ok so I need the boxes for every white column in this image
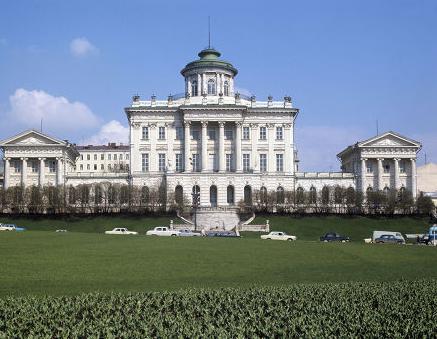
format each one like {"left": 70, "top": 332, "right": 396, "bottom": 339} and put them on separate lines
{"left": 201, "top": 121, "right": 208, "bottom": 172}
{"left": 411, "top": 158, "right": 417, "bottom": 198}
{"left": 267, "top": 124, "right": 275, "bottom": 173}
{"left": 284, "top": 124, "right": 292, "bottom": 174}
{"left": 3, "top": 158, "right": 10, "bottom": 189}
{"left": 39, "top": 158, "right": 45, "bottom": 187}
{"left": 393, "top": 158, "right": 400, "bottom": 190}
{"left": 166, "top": 123, "right": 174, "bottom": 173}
{"left": 235, "top": 122, "right": 242, "bottom": 173}
{"left": 361, "top": 158, "right": 366, "bottom": 192}
{"left": 250, "top": 124, "right": 258, "bottom": 172}
{"left": 202, "top": 74, "right": 206, "bottom": 94}
{"left": 56, "top": 158, "right": 62, "bottom": 186}
{"left": 218, "top": 122, "right": 225, "bottom": 172}
{"left": 215, "top": 73, "right": 219, "bottom": 95}
{"left": 21, "top": 157, "right": 27, "bottom": 187}
{"left": 184, "top": 122, "right": 191, "bottom": 172}
{"left": 377, "top": 158, "right": 383, "bottom": 191}
{"left": 150, "top": 124, "right": 157, "bottom": 172}
{"left": 197, "top": 74, "right": 201, "bottom": 96}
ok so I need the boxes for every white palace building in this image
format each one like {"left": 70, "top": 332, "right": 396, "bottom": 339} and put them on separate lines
{"left": 0, "top": 46, "right": 422, "bottom": 208}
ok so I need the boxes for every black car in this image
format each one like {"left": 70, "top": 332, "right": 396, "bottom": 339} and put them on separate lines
{"left": 320, "top": 232, "right": 350, "bottom": 242}
{"left": 374, "top": 234, "right": 405, "bottom": 244}
{"left": 416, "top": 234, "right": 430, "bottom": 245}
{"left": 205, "top": 231, "right": 240, "bottom": 237}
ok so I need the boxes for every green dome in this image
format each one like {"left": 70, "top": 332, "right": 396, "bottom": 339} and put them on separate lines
{"left": 181, "top": 48, "right": 238, "bottom": 76}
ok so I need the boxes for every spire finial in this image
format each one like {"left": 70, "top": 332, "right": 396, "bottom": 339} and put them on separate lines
{"left": 208, "top": 16, "right": 211, "bottom": 48}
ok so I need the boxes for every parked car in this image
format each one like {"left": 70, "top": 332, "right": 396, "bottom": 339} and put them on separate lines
{"left": 260, "top": 231, "right": 296, "bottom": 241}
{"left": 320, "top": 232, "right": 350, "bottom": 242}
{"left": 0, "top": 224, "right": 25, "bottom": 231}
{"left": 105, "top": 228, "right": 138, "bottom": 235}
{"left": 205, "top": 230, "right": 240, "bottom": 237}
{"left": 416, "top": 234, "right": 430, "bottom": 245}
{"left": 146, "top": 227, "right": 179, "bottom": 237}
{"left": 372, "top": 231, "right": 405, "bottom": 243}
{"left": 55, "top": 229, "right": 68, "bottom": 233}
{"left": 177, "top": 229, "right": 202, "bottom": 237}
{"left": 374, "top": 234, "right": 405, "bottom": 244}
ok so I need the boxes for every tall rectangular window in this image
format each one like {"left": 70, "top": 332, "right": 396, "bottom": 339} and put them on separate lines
{"left": 158, "top": 153, "right": 166, "bottom": 172}
{"left": 100, "top": 164, "right": 104, "bottom": 170}
{"left": 243, "top": 154, "right": 250, "bottom": 172}
{"left": 142, "top": 126, "right": 149, "bottom": 140}
{"left": 87, "top": 154, "right": 90, "bottom": 160}
{"left": 260, "top": 154, "right": 267, "bottom": 172}
{"left": 399, "top": 161, "right": 405, "bottom": 173}
{"left": 48, "top": 160, "right": 56, "bottom": 173}
{"left": 126, "top": 154, "right": 129, "bottom": 160}
{"left": 276, "top": 126, "right": 283, "bottom": 140}
{"left": 101, "top": 154, "right": 104, "bottom": 160}
{"left": 175, "top": 154, "right": 183, "bottom": 172}
{"left": 176, "top": 127, "right": 183, "bottom": 140}
{"left": 141, "top": 153, "right": 149, "bottom": 172}
{"left": 108, "top": 154, "right": 112, "bottom": 161}
{"left": 158, "top": 127, "right": 166, "bottom": 140}
{"left": 87, "top": 164, "right": 90, "bottom": 170}
{"left": 243, "top": 126, "right": 250, "bottom": 140}
{"left": 192, "top": 154, "right": 199, "bottom": 172}
{"left": 80, "top": 154, "right": 83, "bottom": 160}
{"left": 366, "top": 163, "right": 373, "bottom": 173}
{"left": 191, "top": 130, "right": 200, "bottom": 140}
{"left": 80, "top": 164, "right": 83, "bottom": 171}
{"left": 208, "top": 129, "right": 216, "bottom": 140}
{"left": 94, "top": 164, "right": 97, "bottom": 171}
{"left": 226, "top": 154, "right": 233, "bottom": 172}
{"left": 94, "top": 154, "right": 97, "bottom": 160}
{"left": 31, "top": 161, "right": 38, "bottom": 173}
{"left": 276, "top": 154, "right": 284, "bottom": 172}
{"left": 114, "top": 154, "right": 117, "bottom": 161}
{"left": 259, "top": 126, "right": 267, "bottom": 140}
{"left": 225, "top": 129, "right": 233, "bottom": 140}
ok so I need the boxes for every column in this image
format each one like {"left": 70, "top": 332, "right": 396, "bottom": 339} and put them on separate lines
{"left": 361, "top": 158, "right": 366, "bottom": 192}
{"left": 39, "top": 158, "right": 45, "bottom": 187}
{"left": 251, "top": 124, "right": 258, "bottom": 172}
{"left": 220, "top": 74, "right": 224, "bottom": 94}
{"left": 202, "top": 74, "right": 206, "bottom": 94}
{"left": 21, "top": 157, "right": 27, "bottom": 187}
{"left": 201, "top": 121, "right": 208, "bottom": 172}
{"left": 166, "top": 123, "right": 174, "bottom": 173}
{"left": 218, "top": 122, "right": 225, "bottom": 172}
{"left": 197, "top": 74, "right": 201, "bottom": 96}
{"left": 411, "top": 158, "right": 417, "bottom": 198}
{"left": 393, "top": 158, "right": 400, "bottom": 190}
{"left": 150, "top": 124, "right": 157, "bottom": 172}
{"left": 267, "top": 124, "right": 275, "bottom": 172}
{"left": 235, "top": 122, "right": 242, "bottom": 173}
{"left": 284, "top": 124, "right": 292, "bottom": 174}
{"left": 377, "top": 158, "right": 383, "bottom": 191}
{"left": 184, "top": 122, "right": 191, "bottom": 172}
{"left": 215, "top": 73, "right": 219, "bottom": 95}
{"left": 3, "top": 158, "right": 10, "bottom": 189}
{"left": 56, "top": 158, "right": 62, "bottom": 186}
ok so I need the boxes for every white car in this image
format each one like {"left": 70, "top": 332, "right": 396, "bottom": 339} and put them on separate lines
{"left": 105, "top": 228, "right": 138, "bottom": 235}
{"left": 261, "top": 231, "right": 297, "bottom": 241}
{"left": 146, "top": 226, "right": 179, "bottom": 237}
{"left": 0, "top": 224, "right": 17, "bottom": 231}
{"left": 177, "top": 229, "right": 202, "bottom": 237}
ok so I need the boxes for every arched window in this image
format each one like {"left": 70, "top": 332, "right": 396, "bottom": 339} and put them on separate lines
{"left": 210, "top": 185, "right": 218, "bottom": 207}
{"left": 192, "top": 185, "right": 200, "bottom": 206}
{"left": 383, "top": 186, "right": 390, "bottom": 196}
{"left": 309, "top": 186, "right": 317, "bottom": 204}
{"left": 366, "top": 186, "right": 373, "bottom": 198}
{"left": 260, "top": 186, "right": 268, "bottom": 204}
{"left": 296, "top": 187, "right": 304, "bottom": 204}
{"left": 223, "top": 80, "right": 229, "bottom": 96}
{"left": 207, "top": 79, "right": 216, "bottom": 95}
{"left": 227, "top": 185, "right": 234, "bottom": 205}
{"left": 175, "top": 185, "right": 183, "bottom": 206}
{"left": 191, "top": 80, "right": 198, "bottom": 96}
{"left": 276, "top": 186, "right": 285, "bottom": 204}
{"left": 244, "top": 185, "right": 252, "bottom": 206}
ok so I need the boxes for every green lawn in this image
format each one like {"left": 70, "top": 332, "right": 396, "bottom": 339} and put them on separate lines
{"left": 1, "top": 229, "right": 436, "bottom": 296}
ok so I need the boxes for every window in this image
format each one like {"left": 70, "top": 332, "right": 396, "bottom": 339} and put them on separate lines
{"left": 207, "top": 79, "right": 216, "bottom": 95}
{"left": 126, "top": 154, "right": 129, "bottom": 160}
{"left": 108, "top": 164, "right": 112, "bottom": 171}
{"left": 259, "top": 126, "right": 266, "bottom": 140}
{"left": 87, "top": 154, "right": 90, "bottom": 160}
{"left": 94, "top": 154, "right": 97, "bottom": 160}
{"left": 366, "top": 163, "right": 373, "bottom": 173}
{"left": 384, "top": 164, "right": 390, "bottom": 173}
{"left": 192, "top": 154, "right": 200, "bottom": 172}
{"left": 225, "top": 129, "right": 233, "bottom": 140}
{"left": 108, "top": 154, "right": 112, "bottom": 161}
{"left": 276, "top": 154, "right": 284, "bottom": 172}
{"left": 101, "top": 164, "right": 104, "bottom": 170}
{"left": 30, "top": 161, "right": 38, "bottom": 173}
{"left": 243, "top": 154, "right": 250, "bottom": 172}
{"left": 158, "top": 153, "right": 166, "bottom": 172}
{"left": 94, "top": 164, "right": 97, "bottom": 170}
{"left": 175, "top": 154, "right": 183, "bottom": 172}
{"left": 158, "top": 127, "right": 166, "bottom": 140}
{"left": 142, "top": 154, "right": 149, "bottom": 172}
{"left": 142, "top": 126, "right": 149, "bottom": 140}
{"left": 260, "top": 154, "right": 267, "bottom": 172}
{"left": 80, "top": 154, "right": 83, "bottom": 160}
{"left": 114, "top": 154, "right": 117, "bottom": 161}
{"left": 224, "top": 80, "right": 229, "bottom": 96}
{"left": 191, "top": 80, "right": 198, "bottom": 96}
{"left": 208, "top": 129, "right": 216, "bottom": 140}
{"left": 243, "top": 126, "right": 250, "bottom": 140}
{"left": 176, "top": 127, "right": 183, "bottom": 140}
{"left": 276, "top": 126, "right": 283, "bottom": 140}
{"left": 80, "top": 164, "right": 83, "bottom": 171}
{"left": 226, "top": 154, "right": 233, "bottom": 172}
{"left": 399, "top": 160, "right": 405, "bottom": 173}
{"left": 101, "top": 154, "right": 104, "bottom": 160}
{"left": 48, "top": 160, "right": 56, "bottom": 173}
{"left": 191, "top": 130, "right": 200, "bottom": 140}
{"left": 87, "top": 164, "right": 90, "bottom": 170}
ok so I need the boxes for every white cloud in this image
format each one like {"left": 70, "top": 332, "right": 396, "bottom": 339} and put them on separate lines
{"left": 70, "top": 37, "right": 98, "bottom": 58}
{"left": 8, "top": 88, "right": 100, "bottom": 134}
{"left": 82, "top": 120, "right": 129, "bottom": 145}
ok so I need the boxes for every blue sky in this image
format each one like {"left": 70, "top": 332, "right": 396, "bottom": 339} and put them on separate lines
{"left": 1, "top": 0, "right": 436, "bottom": 171}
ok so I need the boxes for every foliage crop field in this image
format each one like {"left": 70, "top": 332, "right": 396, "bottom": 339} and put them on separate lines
{"left": 1, "top": 280, "right": 436, "bottom": 337}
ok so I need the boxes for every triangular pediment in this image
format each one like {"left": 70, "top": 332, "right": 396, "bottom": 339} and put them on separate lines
{"left": 359, "top": 132, "right": 421, "bottom": 148}
{"left": 0, "top": 130, "right": 66, "bottom": 147}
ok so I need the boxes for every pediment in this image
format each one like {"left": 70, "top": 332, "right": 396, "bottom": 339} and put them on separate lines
{"left": 0, "top": 130, "right": 65, "bottom": 147}
{"left": 359, "top": 132, "right": 420, "bottom": 148}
